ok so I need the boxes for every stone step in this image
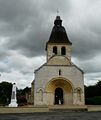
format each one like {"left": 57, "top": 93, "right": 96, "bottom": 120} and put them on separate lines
{"left": 49, "top": 105, "right": 88, "bottom": 112}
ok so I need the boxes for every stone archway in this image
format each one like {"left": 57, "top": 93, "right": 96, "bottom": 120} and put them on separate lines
{"left": 45, "top": 77, "right": 73, "bottom": 105}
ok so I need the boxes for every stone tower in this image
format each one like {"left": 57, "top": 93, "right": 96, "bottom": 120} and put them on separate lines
{"left": 46, "top": 16, "right": 72, "bottom": 62}
{"left": 33, "top": 16, "right": 85, "bottom": 106}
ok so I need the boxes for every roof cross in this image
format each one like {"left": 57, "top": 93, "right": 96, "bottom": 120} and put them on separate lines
{"left": 57, "top": 8, "right": 59, "bottom": 16}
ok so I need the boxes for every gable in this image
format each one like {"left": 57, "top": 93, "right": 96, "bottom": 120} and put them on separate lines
{"left": 47, "top": 55, "right": 71, "bottom": 65}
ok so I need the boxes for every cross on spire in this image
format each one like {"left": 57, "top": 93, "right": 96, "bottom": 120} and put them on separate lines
{"left": 57, "top": 8, "right": 59, "bottom": 16}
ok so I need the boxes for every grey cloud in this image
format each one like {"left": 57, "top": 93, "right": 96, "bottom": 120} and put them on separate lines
{"left": 0, "top": 49, "right": 9, "bottom": 60}
{"left": 68, "top": 15, "right": 101, "bottom": 61}
{"left": 0, "top": 0, "right": 101, "bottom": 60}
{"left": 0, "top": 0, "right": 37, "bottom": 36}
{"left": 4, "top": 21, "right": 49, "bottom": 57}
{"left": 0, "top": 62, "right": 11, "bottom": 73}
{"left": 71, "top": 32, "right": 101, "bottom": 60}
{"left": 0, "top": 0, "right": 33, "bottom": 22}
{"left": 74, "top": 55, "right": 101, "bottom": 74}
{"left": 0, "top": 0, "right": 77, "bottom": 58}
{"left": 0, "top": 0, "right": 101, "bottom": 87}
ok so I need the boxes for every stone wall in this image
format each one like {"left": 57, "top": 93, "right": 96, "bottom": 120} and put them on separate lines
{"left": 34, "top": 65, "right": 84, "bottom": 106}
{"left": 47, "top": 44, "right": 72, "bottom": 61}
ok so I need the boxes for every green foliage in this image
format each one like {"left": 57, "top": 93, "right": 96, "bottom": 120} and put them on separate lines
{"left": 17, "top": 96, "right": 27, "bottom": 106}
{"left": 85, "top": 96, "right": 101, "bottom": 105}
{"left": 17, "top": 87, "right": 31, "bottom": 106}
{"left": 85, "top": 81, "right": 101, "bottom": 98}
{"left": 0, "top": 81, "right": 31, "bottom": 106}
{"left": 85, "top": 81, "right": 101, "bottom": 105}
{"left": 0, "top": 81, "right": 12, "bottom": 105}
{"left": 17, "top": 87, "right": 31, "bottom": 96}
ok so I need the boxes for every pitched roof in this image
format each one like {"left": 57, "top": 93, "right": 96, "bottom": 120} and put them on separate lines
{"left": 47, "top": 16, "right": 72, "bottom": 44}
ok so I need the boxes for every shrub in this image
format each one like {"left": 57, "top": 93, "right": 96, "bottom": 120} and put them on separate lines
{"left": 85, "top": 96, "right": 101, "bottom": 105}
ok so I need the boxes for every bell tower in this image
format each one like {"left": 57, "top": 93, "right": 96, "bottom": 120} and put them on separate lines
{"left": 46, "top": 16, "right": 72, "bottom": 65}
{"left": 33, "top": 15, "right": 85, "bottom": 106}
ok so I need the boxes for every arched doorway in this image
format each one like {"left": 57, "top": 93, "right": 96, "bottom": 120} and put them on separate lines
{"left": 55, "top": 88, "right": 63, "bottom": 105}
{"left": 45, "top": 78, "right": 73, "bottom": 105}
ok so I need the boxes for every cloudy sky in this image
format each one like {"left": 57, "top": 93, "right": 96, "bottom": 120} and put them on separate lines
{"left": 0, "top": 0, "right": 101, "bottom": 89}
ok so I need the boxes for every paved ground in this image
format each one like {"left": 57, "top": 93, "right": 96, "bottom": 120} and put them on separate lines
{"left": 0, "top": 112, "right": 101, "bottom": 120}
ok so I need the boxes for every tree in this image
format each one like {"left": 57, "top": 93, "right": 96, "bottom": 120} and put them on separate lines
{"left": 85, "top": 81, "right": 101, "bottom": 105}
{"left": 0, "top": 81, "right": 12, "bottom": 105}
{"left": 17, "top": 87, "right": 31, "bottom": 106}
{"left": 0, "top": 81, "right": 31, "bottom": 106}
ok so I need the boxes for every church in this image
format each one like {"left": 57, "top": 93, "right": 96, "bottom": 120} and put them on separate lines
{"left": 31, "top": 15, "right": 85, "bottom": 106}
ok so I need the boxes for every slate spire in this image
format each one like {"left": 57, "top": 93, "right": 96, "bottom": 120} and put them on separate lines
{"left": 47, "top": 16, "right": 72, "bottom": 45}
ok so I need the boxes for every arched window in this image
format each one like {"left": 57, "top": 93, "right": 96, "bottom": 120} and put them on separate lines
{"left": 53, "top": 46, "right": 57, "bottom": 55}
{"left": 39, "top": 89, "right": 43, "bottom": 102}
{"left": 61, "top": 47, "right": 66, "bottom": 55}
{"left": 77, "top": 89, "right": 81, "bottom": 101}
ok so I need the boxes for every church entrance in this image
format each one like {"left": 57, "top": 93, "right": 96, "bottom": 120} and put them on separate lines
{"left": 55, "top": 88, "right": 63, "bottom": 105}
{"left": 46, "top": 78, "right": 73, "bottom": 105}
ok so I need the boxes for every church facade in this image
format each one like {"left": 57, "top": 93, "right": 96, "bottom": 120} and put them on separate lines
{"left": 32, "top": 16, "right": 85, "bottom": 106}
